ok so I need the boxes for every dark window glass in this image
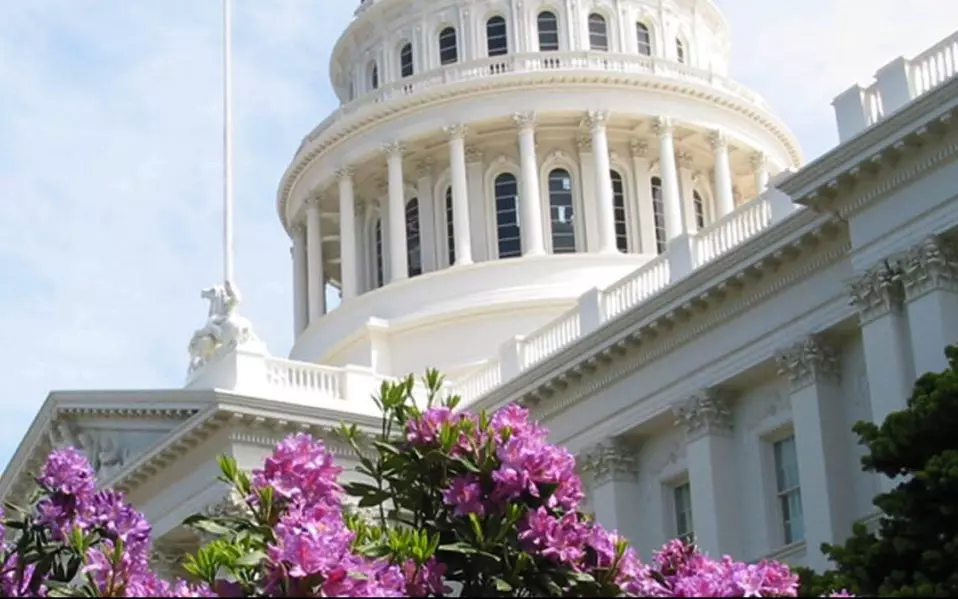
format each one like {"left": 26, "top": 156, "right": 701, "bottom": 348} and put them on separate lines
{"left": 400, "top": 43, "right": 414, "bottom": 77}
{"left": 636, "top": 23, "right": 652, "bottom": 56}
{"left": 445, "top": 187, "right": 456, "bottom": 265}
{"left": 495, "top": 173, "right": 521, "bottom": 258}
{"left": 439, "top": 27, "right": 459, "bottom": 65}
{"left": 537, "top": 11, "right": 559, "bottom": 52}
{"left": 549, "top": 169, "right": 576, "bottom": 253}
{"left": 406, "top": 198, "right": 422, "bottom": 277}
{"left": 588, "top": 13, "right": 609, "bottom": 51}
{"left": 651, "top": 176, "right": 666, "bottom": 254}
{"left": 611, "top": 170, "right": 628, "bottom": 252}
{"left": 487, "top": 16, "right": 508, "bottom": 57}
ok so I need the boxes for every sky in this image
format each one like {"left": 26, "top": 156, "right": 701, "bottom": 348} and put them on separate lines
{"left": 0, "top": 0, "right": 956, "bottom": 471}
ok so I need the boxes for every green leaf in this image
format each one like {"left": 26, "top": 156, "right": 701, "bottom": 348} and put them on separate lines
{"left": 357, "top": 490, "right": 391, "bottom": 508}
{"left": 494, "top": 578, "right": 513, "bottom": 592}
{"left": 187, "top": 518, "right": 233, "bottom": 537}
{"left": 235, "top": 550, "right": 267, "bottom": 567}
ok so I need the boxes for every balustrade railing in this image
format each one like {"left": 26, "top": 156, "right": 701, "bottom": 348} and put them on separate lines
{"left": 450, "top": 359, "right": 502, "bottom": 405}
{"left": 695, "top": 197, "right": 772, "bottom": 266}
{"left": 911, "top": 32, "right": 958, "bottom": 96}
{"left": 601, "top": 255, "right": 671, "bottom": 321}
{"left": 265, "top": 358, "right": 345, "bottom": 400}
{"left": 519, "top": 309, "right": 582, "bottom": 371}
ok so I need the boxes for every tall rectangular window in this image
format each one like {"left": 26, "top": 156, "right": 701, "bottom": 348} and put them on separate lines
{"left": 773, "top": 436, "right": 804, "bottom": 544}
{"left": 673, "top": 482, "right": 694, "bottom": 543}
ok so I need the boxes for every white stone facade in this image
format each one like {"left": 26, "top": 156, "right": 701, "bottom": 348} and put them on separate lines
{"left": 3, "top": 0, "right": 958, "bottom": 577}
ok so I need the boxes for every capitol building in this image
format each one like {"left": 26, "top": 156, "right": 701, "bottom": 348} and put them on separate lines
{"left": 3, "top": 0, "right": 958, "bottom": 579}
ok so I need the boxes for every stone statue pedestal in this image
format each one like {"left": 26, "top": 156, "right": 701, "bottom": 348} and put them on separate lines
{"left": 184, "top": 345, "right": 271, "bottom": 395}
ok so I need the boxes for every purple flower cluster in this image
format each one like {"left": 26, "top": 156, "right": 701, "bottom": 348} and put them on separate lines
{"left": 254, "top": 433, "right": 406, "bottom": 596}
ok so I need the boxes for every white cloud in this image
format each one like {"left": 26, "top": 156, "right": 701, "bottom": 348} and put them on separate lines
{"left": 0, "top": 0, "right": 953, "bottom": 468}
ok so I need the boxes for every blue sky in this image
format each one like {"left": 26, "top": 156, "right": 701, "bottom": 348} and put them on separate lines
{"left": 1, "top": 0, "right": 956, "bottom": 470}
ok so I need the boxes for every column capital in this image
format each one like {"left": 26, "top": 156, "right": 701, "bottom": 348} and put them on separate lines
{"left": 776, "top": 334, "right": 840, "bottom": 391}
{"left": 707, "top": 129, "right": 729, "bottom": 150}
{"left": 415, "top": 158, "right": 433, "bottom": 179}
{"left": 290, "top": 221, "right": 306, "bottom": 237}
{"left": 336, "top": 166, "right": 355, "bottom": 181}
{"left": 576, "top": 135, "right": 593, "bottom": 153}
{"left": 579, "top": 438, "right": 639, "bottom": 485}
{"left": 629, "top": 139, "right": 650, "bottom": 158}
{"left": 305, "top": 193, "right": 323, "bottom": 210}
{"left": 672, "top": 389, "right": 734, "bottom": 440}
{"left": 465, "top": 146, "right": 483, "bottom": 164}
{"left": 513, "top": 111, "right": 537, "bottom": 131}
{"left": 381, "top": 141, "right": 405, "bottom": 157}
{"left": 900, "top": 234, "right": 958, "bottom": 299}
{"left": 582, "top": 109, "right": 610, "bottom": 131}
{"left": 749, "top": 152, "right": 768, "bottom": 172}
{"left": 652, "top": 116, "right": 674, "bottom": 137}
{"left": 443, "top": 123, "right": 468, "bottom": 140}
{"left": 848, "top": 260, "right": 904, "bottom": 324}
{"left": 675, "top": 150, "right": 694, "bottom": 170}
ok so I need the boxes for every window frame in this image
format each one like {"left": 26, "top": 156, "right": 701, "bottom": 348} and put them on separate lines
{"left": 537, "top": 11, "right": 560, "bottom": 52}
{"left": 486, "top": 15, "right": 509, "bottom": 57}
{"left": 772, "top": 434, "right": 804, "bottom": 546}
{"left": 636, "top": 22, "right": 652, "bottom": 56}
{"left": 672, "top": 481, "right": 695, "bottom": 544}
{"left": 399, "top": 42, "right": 414, "bottom": 78}
{"left": 547, "top": 168, "right": 577, "bottom": 254}
{"left": 650, "top": 176, "right": 667, "bottom": 254}
{"left": 611, "top": 169, "right": 629, "bottom": 252}
{"left": 588, "top": 12, "right": 610, "bottom": 52}
{"left": 406, "top": 198, "right": 422, "bottom": 277}
{"left": 438, "top": 26, "right": 459, "bottom": 66}
{"left": 444, "top": 186, "right": 456, "bottom": 266}
{"left": 493, "top": 172, "right": 522, "bottom": 258}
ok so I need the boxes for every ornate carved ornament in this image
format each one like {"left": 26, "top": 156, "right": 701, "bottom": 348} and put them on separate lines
{"left": 775, "top": 334, "right": 840, "bottom": 391}
{"left": 48, "top": 421, "right": 130, "bottom": 483}
{"left": 578, "top": 438, "right": 639, "bottom": 485}
{"left": 672, "top": 389, "right": 733, "bottom": 440}
{"left": 898, "top": 234, "right": 958, "bottom": 299}
{"left": 847, "top": 259, "right": 904, "bottom": 324}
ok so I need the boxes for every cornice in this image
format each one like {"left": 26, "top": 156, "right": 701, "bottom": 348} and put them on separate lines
{"left": 476, "top": 209, "right": 847, "bottom": 418}
{"left": 276, "top": 69, "right": 801, "bottom": 235}
{"left": 779, "top": 77, "right": 958, "bottom": 211}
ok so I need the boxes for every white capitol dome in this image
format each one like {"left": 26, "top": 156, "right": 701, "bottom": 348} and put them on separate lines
{"left": 279, "top": 0, "right": 802, "bottom": 380}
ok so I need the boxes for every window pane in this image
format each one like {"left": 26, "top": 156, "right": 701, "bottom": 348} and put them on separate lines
{"left": 676, "top": 38, "right": 686, "bottom": 63}
{"left": 406, "top": 199, "right": 422, "bottom": 277}
{"left": 774, "top": 436, "right": 800, "bottom": 491}
{"left": 439, "top": 27, "right": 459, "bottom": 65}
{"left": 693, "top": 191, "right": 705, "bottom": 229}
{"left": 537, "top": 12, "right": 559, "bottom": 52}
{"left": 369, "top": 62, "right": 379, "bottom": 90}
{"left": 673, "top": 483, "right": 694, "bottom": 541}
{"left": 445, "top": 187, "right": 456, "bottom": 265}
{"left": 400, "top": 43, "right": 414, "bottom": 78}
{"left": 549, "top": 169, "right": 576, "bottom": 253}
{"left": 588, "top": 13, "right": 608, "bottom": 51}
{"left": 374, "top": 219, "right": 384, "bottom": 288}
{"left": 780, "top": 490, "right": 805, "bottom": 544}
{"left": 611, "top": 170, "right": 628, "bottom": 252}
{"left": 487, "top": 16, "right": 508, "bottom": 57}
{"left": 651, "top": 176, "right": 666, "bottom": 254}
{"left": 636, "top": 23, "right": 652, "bottom": 56}
{"left": 495, "top": 173, "right": 521, "bottom": 258}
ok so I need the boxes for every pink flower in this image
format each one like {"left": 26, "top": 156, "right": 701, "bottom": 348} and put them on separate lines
{"left": 441, "top": 474, "right": 485, "bottom": 517}
{"left": 251, "top": 433, "right": 343, "bottom": 512}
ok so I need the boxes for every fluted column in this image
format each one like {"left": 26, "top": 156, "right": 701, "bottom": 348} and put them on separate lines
{"left": 383, "top": 142, "right": 409, "bottom": 282}
{"left": 709, "top": 130, "right": 735, "bottom": 218}
{"left": 514, "top": 112, "right": 546, "bottom": 256}
{"left": 291, "top": 225, "right": 308, "bottom": 336}
{"left": 751, "top": 152, "right": 770, "bottom": 196}
{"left": 676, "top": 151, "right": 696, "bottom": 232}
{"left": 305, "top": 196, "right": 326, "bottom": 322}
{"left": 579, "top": 438, "right": 641, "bottom": 546}
{"left": 414, "top": 160, "right": 437, "bottom": 273}
{"left": 900, "top": 235, "right": 958, "bottom": 375}
{"left": 586, "top": 110, "right": 618, "bottom": 254}
{"left": 630, "top": 140, "right": 656, "bottom": 255}
{"left": 653, "top": 117, "right": 683, "bottom": 241}
{"left": 337, "top": 167, "right": 359, "bottom": 301}
{"left": 672, "top": 389, "right": 741, "bottom": 560}
{"left": 776, "top": 335, "right": 853, "bottom": 571}
{"left": 444, "top": 125, "right": 473, "bottom": 265}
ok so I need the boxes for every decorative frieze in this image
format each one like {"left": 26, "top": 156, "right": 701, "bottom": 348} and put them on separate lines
{"left": 776, "top": 334, "right": 840, "bottom": 391}
{"left": 847, "top": 259, "right": 904, "bottom": 324}
{"left": 48, "top": 421, "right": 130, "bottom": 482}
{"left": 464, "top": 146, "right": 483, "bottom": 164}
{"left": 675, "top": 150, "right": 694, "bottom": 170}
{"left": 749, "top": 152, "right": 768, "bottom": 173}
{"left": 414, "top": 158, "right": 433, "bottom": 179}
{"left": 629, "top": 139, "right": 649, "bottom": 158}
{"left": 672, "top": 389, "right": 733, "bottom": 440}
{"left": 898, "top": 234, "right": 958, "bottom": 299}
{"left": 578, "top": 438, "right": 639, "bottom": 485}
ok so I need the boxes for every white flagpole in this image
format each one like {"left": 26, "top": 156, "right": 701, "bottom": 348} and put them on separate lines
{"left": 222, "top": 0, "right": 235, "bottom": 284}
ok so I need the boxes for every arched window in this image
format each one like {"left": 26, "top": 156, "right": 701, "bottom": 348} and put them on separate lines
{"left": 400, "top": 43, "right": 414, "bottom": 78}
{"left": 439, "top": 27, "right": 459, "bottom": 65}
{"left": 537, "top": 11, "right": 559, "bottom": 52}
{"left": 406, "top": 198, "right": 422, "bottom": 277}
{"left": 693, "top": 191, "right": 705, "bottom": 229}
{"left": 487, "top": 16, "right": 508, "bottom": 57}
{"left": 494, "top": 173, "right": 521, "bottom": 258}
{"left": 369, "top": 61, "right": 379, "bottom": 90}
{"left": 445, "top": 187, "right": 456, "bottom": 265}
{"left": 374, "top": 218, "right": 384, "bottom": 287}
{"left": 676, "top": 38, "right": 687, "bottom": 64}
{"left": 347, "top": 78, "right": 355, "bottom": 101}
{"left": 548, "top": 169, "right": 576, "bottom": 253}
{"left": 588, "top": 13, "right": 609, "bottom": 51}
{"left": 611, "top": 170, "right": 628, "bottom": 252}
{"left": 651, "top": 177, "right": 666, "bottom": 254}
{"left": 636, "top": 23, "right": 652, "bottom": 56}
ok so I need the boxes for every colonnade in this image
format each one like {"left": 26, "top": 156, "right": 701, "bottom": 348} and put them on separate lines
{"left": 290, "top": 112, "right": 773, "bottom": 335}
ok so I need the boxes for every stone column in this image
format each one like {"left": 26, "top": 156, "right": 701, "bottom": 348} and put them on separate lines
{"left": 465, "top": 146, "right": 488, "bottom": 261}
{"left": 652, "top": 117, "right": 683, "bottom": 241}
{"left": 291, "top": 224, "right": 308, "bottom": 336}
{"left": 414, "top": 160, "right": 437, "bottom": 273}
{"left": 631, "top": 140, "right": 657, "bottom": 255}
{"left": 848, "top": 262, "right": 915, "bottom": 427}
{"left": 672, "top": 389, "right": 741, "bottom": 559}
{"left": 776, "top": 335, "right": 853, "bottom": 571}
{"left": 383, "top": 142, "right": 409, "bottom": 282}
{"left": 514, "top": 112, "right": 546, "bottom": 256}
{"left": 577, "top": 136, "right": 599, "bottom": 252}
{"left": 337, "top": 167, "right": 359, "bottom": 301}
{"left": 676, "top": 151, "right": 696, "bottom": 232}
{"left": 709, "top": 130, "right": 735, "bottom": 218}
{"left": 751, "top": 152, "right": 770, "bottom": 197}
{"left": 305, "top": 195, "right": 326, "bottom": 322}
{"left": 586, "top": 110, "right": 618, "bottom": 254}
{"left": 899, "top": 235, "right": 958, "bottom": 375}
{"left": 444, "top": 124, "right": 473, "bottom": 265}
{"left": 579, "top": 438, "right": 642, "bottom": 545}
